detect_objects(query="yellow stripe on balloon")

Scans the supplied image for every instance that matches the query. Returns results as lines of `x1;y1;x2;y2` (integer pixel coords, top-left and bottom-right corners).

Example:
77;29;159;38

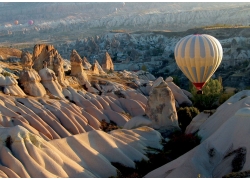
174;34;223;86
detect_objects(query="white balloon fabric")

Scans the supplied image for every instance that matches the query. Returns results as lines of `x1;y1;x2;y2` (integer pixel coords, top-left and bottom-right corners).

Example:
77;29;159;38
174;34;223;90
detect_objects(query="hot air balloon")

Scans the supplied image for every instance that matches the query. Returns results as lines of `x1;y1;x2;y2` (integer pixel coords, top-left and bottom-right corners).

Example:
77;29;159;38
14;20;18;25
28;20;33;25
174;34;223;94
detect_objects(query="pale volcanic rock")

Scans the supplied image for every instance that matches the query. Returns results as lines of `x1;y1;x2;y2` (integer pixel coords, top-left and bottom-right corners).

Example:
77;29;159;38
91;61;100;75
0;75;26;96
70;49;83;76
94;60;106;75
145;80;179;130
110;126;163;151
101;96;125;113
96;96;112;110
53;53;69;88
145;106;250;178
82;57;92;70
84;106;110;123
118;98;145;117
0;96;54;140
39;67;65;99
19;69;47;97
165;76;192;106
19;51;47;97
66;87;97;109
30;45;69;87
135;70;156;81
123;90;148;106
16;98;71;138
123;115;153;130
198;90;250;141
102;109;129;127
104;92;119;100
32;44;56;71
20;51;33;70
185;112;210;134
70;50;90;86
62;88;72;101
182;89;193;99
101;52;114;72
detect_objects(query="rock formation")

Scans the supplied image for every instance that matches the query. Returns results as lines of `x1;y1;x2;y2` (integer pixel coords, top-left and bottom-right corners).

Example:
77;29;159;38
91;61;99;75
165;76;192;107
101;52;114;72
0;74;26;96
82;57;92;70
145;90;250;178
19;51;46;97
70;50;91;87
95;60;106;75
53;53;69;87
39;61;65;99
20;51;33;70
32;44;68;87
32;44;55;71
145;78;179;132
0;125;162;177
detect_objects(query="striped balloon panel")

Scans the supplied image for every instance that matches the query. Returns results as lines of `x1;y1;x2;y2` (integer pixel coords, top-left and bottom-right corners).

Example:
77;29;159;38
174;34;223;83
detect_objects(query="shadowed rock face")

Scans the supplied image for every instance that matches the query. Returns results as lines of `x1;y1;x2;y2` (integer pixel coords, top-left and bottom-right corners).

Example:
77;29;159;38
82;57;92;70
145;81;179;131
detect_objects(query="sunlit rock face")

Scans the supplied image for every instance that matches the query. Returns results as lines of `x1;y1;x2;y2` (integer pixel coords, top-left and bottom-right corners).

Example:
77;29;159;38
19;51;46;97
0;125;163;178
70;49;90;86
39;62;65;99
32;44;69;88
101;52;114;72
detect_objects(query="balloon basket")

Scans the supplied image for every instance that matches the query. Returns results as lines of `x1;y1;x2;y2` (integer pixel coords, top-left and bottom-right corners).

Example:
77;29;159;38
197;90;203;95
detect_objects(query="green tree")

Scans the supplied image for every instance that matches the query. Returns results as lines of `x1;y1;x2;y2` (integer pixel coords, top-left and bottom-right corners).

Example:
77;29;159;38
172;76;180;87
141;64;147;72
190;78;223;111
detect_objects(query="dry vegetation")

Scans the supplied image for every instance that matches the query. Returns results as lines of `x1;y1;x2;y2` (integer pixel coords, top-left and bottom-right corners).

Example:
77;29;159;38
0;47;22;60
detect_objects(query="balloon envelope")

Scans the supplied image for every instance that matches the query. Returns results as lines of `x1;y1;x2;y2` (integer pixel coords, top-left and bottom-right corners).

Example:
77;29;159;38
14;20;18;25
28;20;33;25
174;34;223;90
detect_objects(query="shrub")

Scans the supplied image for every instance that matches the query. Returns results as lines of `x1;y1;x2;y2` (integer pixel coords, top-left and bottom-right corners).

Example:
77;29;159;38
190;78;223;111
2;71;11;77
177;107;200;132
218;92;235;105
165;133;201;159
141;64;147;72
110;132;201;178
172;76;180;87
